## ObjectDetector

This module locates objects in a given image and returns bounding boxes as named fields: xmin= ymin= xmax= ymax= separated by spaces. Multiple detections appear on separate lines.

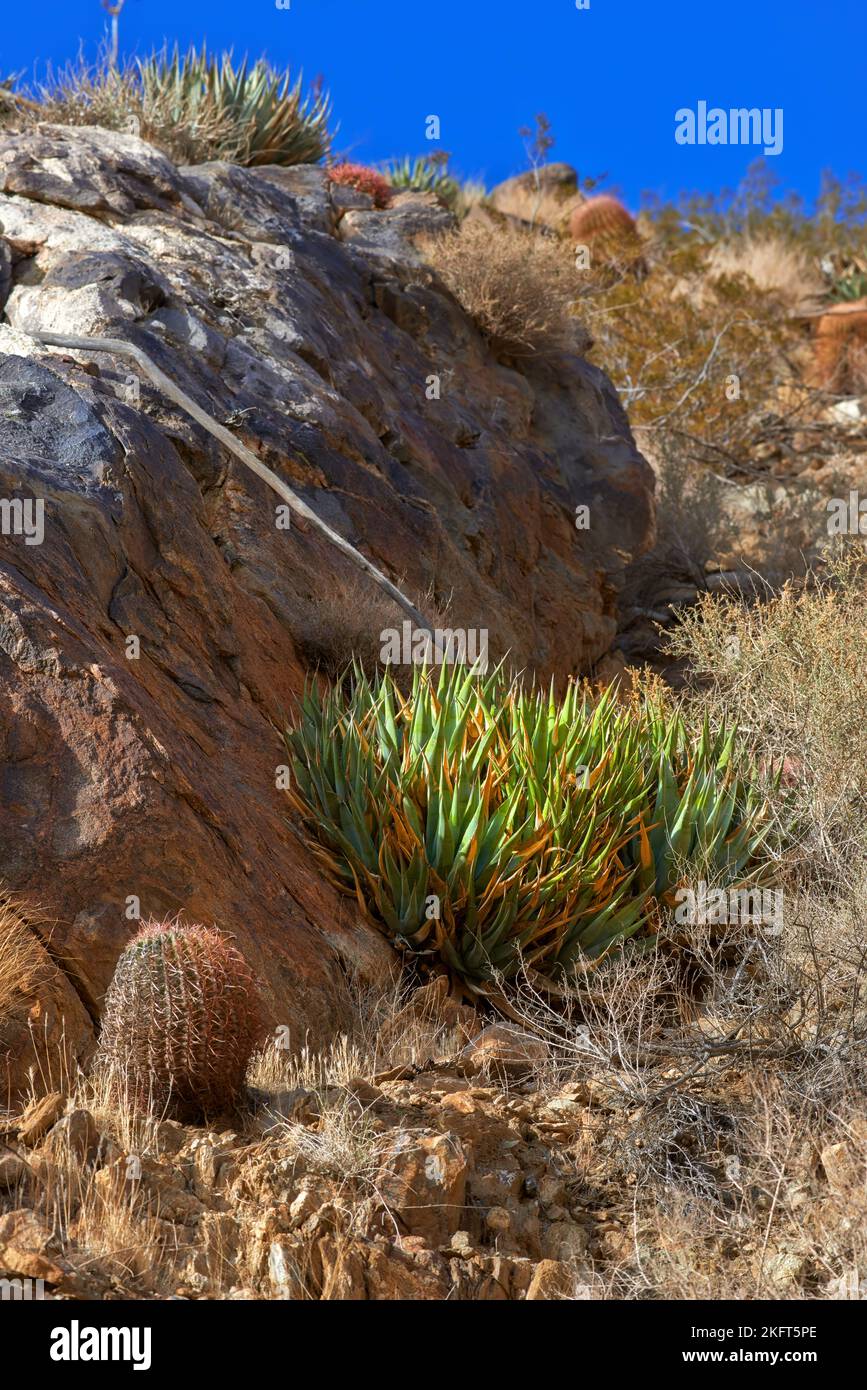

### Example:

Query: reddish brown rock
xmin=376 ymin=1130 xmax=468 ymax=1246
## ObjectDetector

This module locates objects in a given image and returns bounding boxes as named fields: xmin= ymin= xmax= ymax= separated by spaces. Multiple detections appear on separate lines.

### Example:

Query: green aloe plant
xmin=624 ymin=705 xmax=775 ymax=901
xmin=137 ymin=45 xmax=332 ymax=167
xmin=284 ymin=665 xmax=772 ymax=988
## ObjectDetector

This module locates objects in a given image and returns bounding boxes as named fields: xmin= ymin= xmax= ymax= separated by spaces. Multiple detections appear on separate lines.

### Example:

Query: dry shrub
xmin=500 ymin=893 xmax=867 ymax=1300
xmin=666 ymin=547 xmax=867 ymax=885
xmin=293 ymin=572 xmax=401 ymax=681
xmin=293 ymin=574 xmax=456 ymax=684
xmin=583 ymin=250 xmax=801 ymax=466
xmin=706 ymin=233 xmax=826 ymax=313
xmin=422 ymin=218 xmax=590 ymax=359
xmin=618 ymin=1064 xmax=867 ymax=1301
xmin=248 ymin=972 xmax=468 ymax=1101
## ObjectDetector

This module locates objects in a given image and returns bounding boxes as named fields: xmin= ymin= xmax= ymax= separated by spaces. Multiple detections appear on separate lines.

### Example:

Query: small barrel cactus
xmin=569 ymin=195 xmax=645 ymax=276
xmin=569 ymin=194 xmax=638 ymax=243
xmin=810 ymin=297 xmax=867 ymax=391
xmin=328 ymin=161 xmax=393 ymax=208
xmin=95 ymin=919 xmax=265 ymax=1120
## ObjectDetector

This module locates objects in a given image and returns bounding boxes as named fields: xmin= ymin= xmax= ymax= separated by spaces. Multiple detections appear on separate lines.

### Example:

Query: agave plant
xmin=831 ymin=270 xmax=867 ymax=303
xmin=284 ymin=665 xmax=771 ymax=988
xmin=380 ymin=154 xmax=458 ymax=202
xmin=624 ymin=704 xmax=775 ymax=903
xmin=137 ymin=46 xmax=332 ymax=167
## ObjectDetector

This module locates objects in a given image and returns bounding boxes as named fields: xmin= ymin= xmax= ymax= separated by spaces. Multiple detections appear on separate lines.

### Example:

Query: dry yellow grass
xmin=706 ymin=233 xmax=826 ymax=313
xmin=667 ymin=548 xmax=867 ymax=886
xmin=422 ymin=218 xmax=590 ymax=360
xmin=0 ymin=888 xmax=47 ymax=1021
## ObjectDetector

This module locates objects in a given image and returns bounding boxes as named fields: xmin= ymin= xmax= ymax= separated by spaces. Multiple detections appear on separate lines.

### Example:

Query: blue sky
xmin=2 ymin=0 xmax=865 ymax=212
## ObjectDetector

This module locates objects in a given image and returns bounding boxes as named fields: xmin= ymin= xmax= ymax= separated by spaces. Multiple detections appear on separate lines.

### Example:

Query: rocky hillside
xmin=0 ymin=125 xmax=653 ymax=1096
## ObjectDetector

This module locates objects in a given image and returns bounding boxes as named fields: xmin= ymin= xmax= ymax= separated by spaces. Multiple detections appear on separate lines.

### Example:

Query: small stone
xmin=0 ymin=1209 xmax=67 ymax=1285
xmin=289 ymin=1186 xmax=321 ymax=1228
xmin=538 ymin=1175 xmax=568 ymax=1207
xmin=346 ymin=1076 xmax=383 ymax=1105
xmin=485 ymin=1206 xmax=511 ymax=1234
xmin=43 ymin=1109 xmax=100 ymax=1163
xmin=525 ymin=1259 xmax=574 ymax=1300
xmin=821 ymin=1142 xmax=858 ymax=1197
xmin=542 ymin=1220 xmax=589 ymax=1262
xmin=460 ymin=1024 xmax=548 ymax=1076
xmin=268 ymin=1239 xmax=305 ymax=1299
xmin=449 ymin=1230 xmax=474 ymax=1255
xmin=764 ymin=1251 xmax=805 ymax=1290
xmin=376 ymin=1130 xmax=467 ymax=1246
xmin=153 ymin=1120 xmax=187 ymax=1157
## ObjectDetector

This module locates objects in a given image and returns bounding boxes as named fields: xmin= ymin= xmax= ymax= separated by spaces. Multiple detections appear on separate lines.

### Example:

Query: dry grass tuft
xmin=422 ymin=218 xmax=590 ymax=360
xmin=706 ymin=233 xmax=826 ymax=313
xmin=0 ymin=888 xmax=48 ymax=1021
xmin=5 ymin=56 xmax=238 ymax=165
xmin=293 ymin=575 xmax=458 ymax=684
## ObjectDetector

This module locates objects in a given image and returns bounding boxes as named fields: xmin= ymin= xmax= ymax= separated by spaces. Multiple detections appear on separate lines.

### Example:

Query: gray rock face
xmin=0 ymin=125 xmax=654 ymax=1080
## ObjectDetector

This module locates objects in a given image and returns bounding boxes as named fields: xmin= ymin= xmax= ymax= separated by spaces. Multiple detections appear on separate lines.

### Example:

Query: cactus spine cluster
xmin=96 ymin=919 xmax=264 ymax=1120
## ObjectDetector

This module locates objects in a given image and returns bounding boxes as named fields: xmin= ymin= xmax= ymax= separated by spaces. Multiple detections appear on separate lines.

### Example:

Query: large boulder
xmin=488 ymin=162 xmax=586 ymax=232
xmin=0 ymin=125 xmax=654 ymax=1067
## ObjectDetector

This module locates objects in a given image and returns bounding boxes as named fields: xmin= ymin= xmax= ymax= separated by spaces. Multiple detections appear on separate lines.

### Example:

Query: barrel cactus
xmin=328 ymin=161 xmax=393 ymax=208
xmin=569 ymin=195 xmax=645 ymax=275
xmin=95 ymin=919 xmax=265 ymax=1120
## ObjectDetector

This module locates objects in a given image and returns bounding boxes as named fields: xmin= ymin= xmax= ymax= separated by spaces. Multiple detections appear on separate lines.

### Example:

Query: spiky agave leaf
xmin=284 ymin=667 xmax=772 ymax=987
xmin=137 ymin=45 xmax=332 ymax=167
xmin=622 ymin=700 xmax=773 ymax=902
xmin=380 ymin=154 xmax=459 ymax=200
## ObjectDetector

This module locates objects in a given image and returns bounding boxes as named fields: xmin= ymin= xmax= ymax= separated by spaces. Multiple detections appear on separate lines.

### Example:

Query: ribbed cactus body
xmin=96 ymin=920 xmax=264 ymax=1119
xmin=569 ymin=194 xmax=638 ymax=243
xmin=811 ymin=297 xmax=867 ymax=390
xmin=569 ymin=196 xmax=645 ymax=277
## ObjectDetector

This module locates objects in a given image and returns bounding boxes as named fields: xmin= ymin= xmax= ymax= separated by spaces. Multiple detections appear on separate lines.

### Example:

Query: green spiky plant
xmin=830 ymin=270 xmax=867 ymax=303
xmin=624 ymin=702 xmax=775 ymax=902
xmin=380 ymin=154 xmax=459 ymax=203
xmin=95 ymin=919 xmax=265 ymax=1119
xmin=136 ymin=45 xmax=332 ymax=167
xmin=284 ymin=664 xmax=773 ymax=991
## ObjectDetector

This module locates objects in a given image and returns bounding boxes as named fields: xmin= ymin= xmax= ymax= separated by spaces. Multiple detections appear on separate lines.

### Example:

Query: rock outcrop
xmin=0 ymin=125 xmax=653 ymax=1082
xmin=488 ymin=161 xmax=586 ymax=234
